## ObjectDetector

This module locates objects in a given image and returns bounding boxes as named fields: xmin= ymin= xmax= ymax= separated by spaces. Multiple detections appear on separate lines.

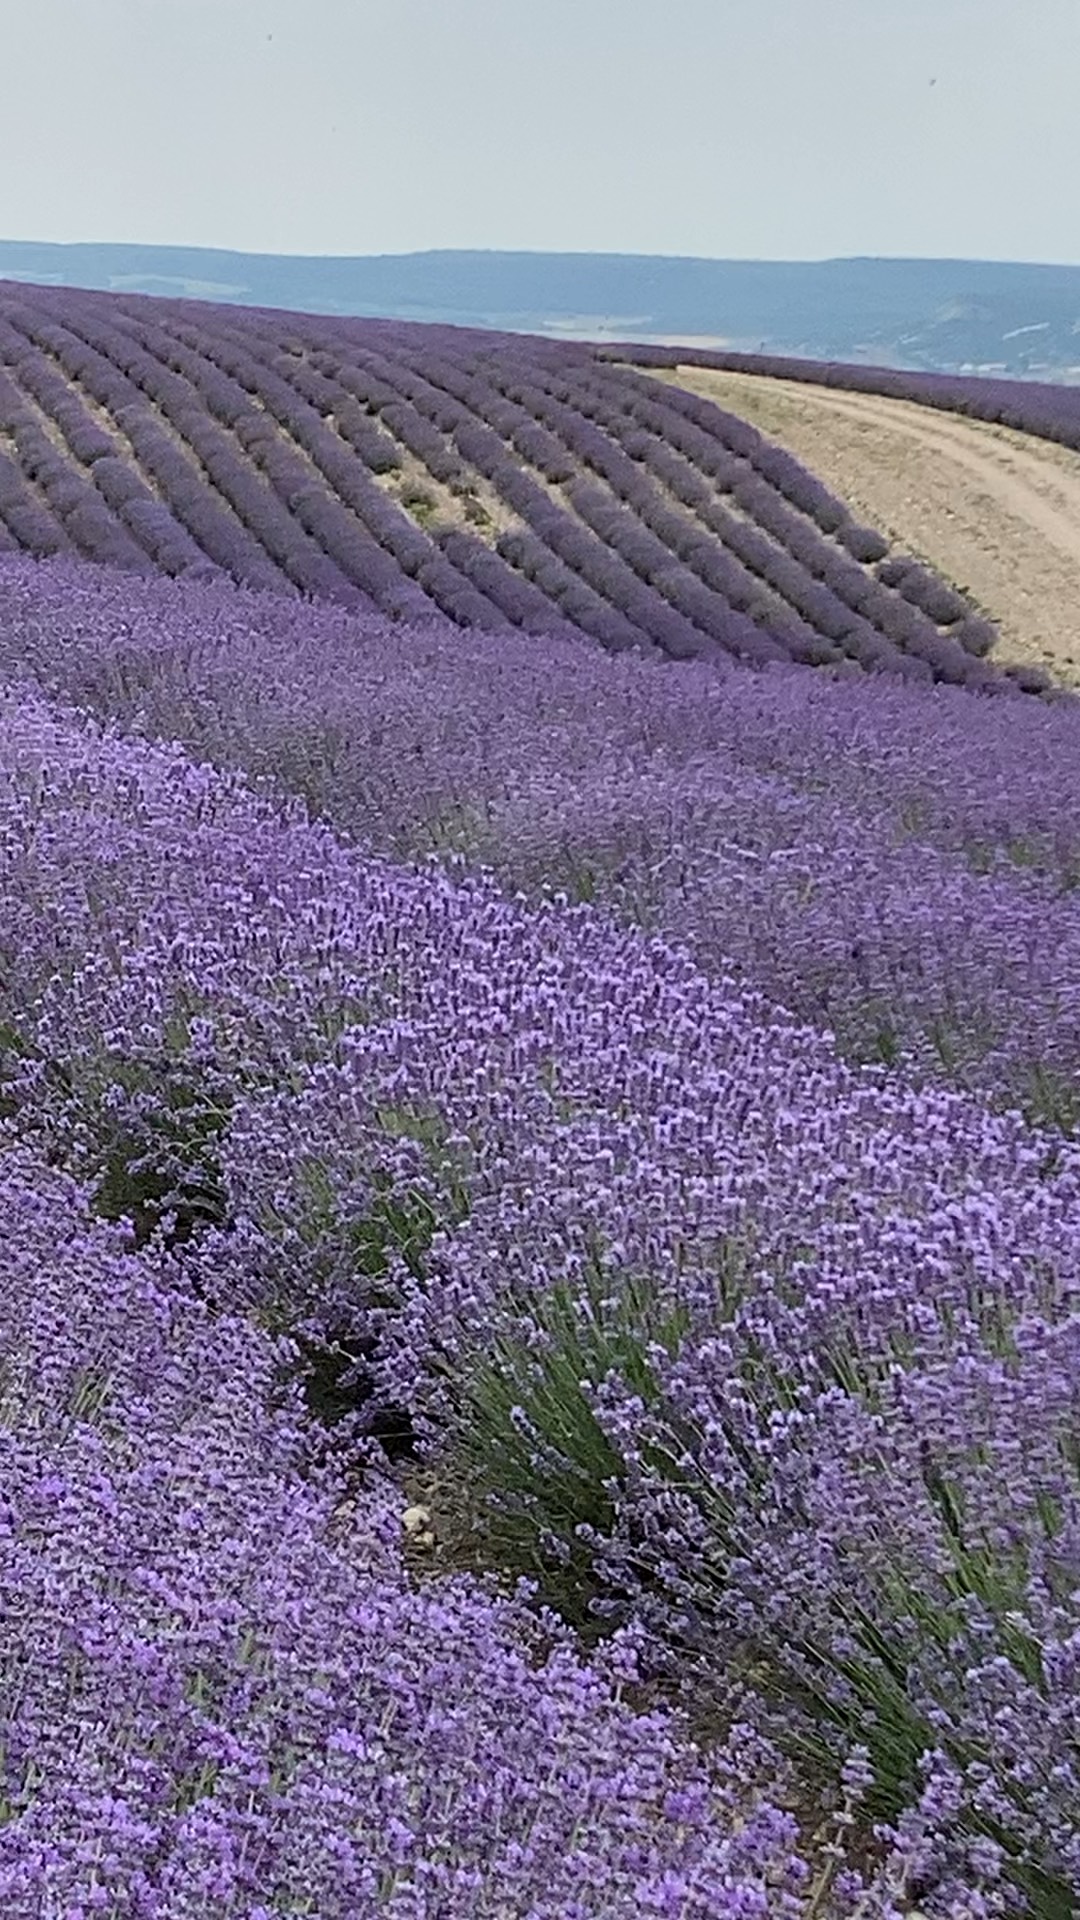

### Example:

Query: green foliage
xmin=0 ymin=1017 xmax=31 ymax=1126
xmin=537 ymin=850 xmax=659 ymax=930
xmin=412 ymin=799 xmax=492 ymax=862
xmin=1016 ymin=1059 xmax=1079 ymax=1136
xmin=88 ymin=1055 xmax=232 ymax=1248
xmin=431 ymin=1240 xmax=702 ymax=1642
xmin=397 ymin=480 xmax=438 ymax=527
xmin=678 ymin=1310 xmax=1079 ymax=1915
xmin=260 ymin=1100 xmax=474 ymax=1456
xmin=365 ymin=1100 xmax=473 ymax=1263
xmin=0 ymin=983 xmax=255 ymax=1249
xmin=436 ymin=1223 xmax=1078 ymax=1910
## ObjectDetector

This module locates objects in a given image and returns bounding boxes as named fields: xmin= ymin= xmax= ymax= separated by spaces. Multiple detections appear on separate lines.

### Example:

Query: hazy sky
xmin=3 ymin=0 xmax=1078 ymax=263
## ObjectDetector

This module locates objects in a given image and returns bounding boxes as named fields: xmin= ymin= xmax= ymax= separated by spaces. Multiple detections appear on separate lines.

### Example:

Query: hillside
xmin=3 ymin=243 xmax=1080 ymax=380
xmin=0 ymin=279 xmax=1065 ymax=698
xmin=2 ymin=282 xmax=1080 ymax=1915
xmin=650 ymin=366 xmax=1080 ymax=690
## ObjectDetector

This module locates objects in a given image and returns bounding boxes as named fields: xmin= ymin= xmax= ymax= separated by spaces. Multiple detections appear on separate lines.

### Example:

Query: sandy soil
xmin=649 ymin=366 xmax=1080 ymax=688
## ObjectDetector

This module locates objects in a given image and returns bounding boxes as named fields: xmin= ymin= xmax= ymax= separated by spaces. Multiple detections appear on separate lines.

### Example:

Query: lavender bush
xmin=0 ymin=666 xmax=1036 ymax=1912
xmin=1 ymin=1140 xmax=846 ymax=1918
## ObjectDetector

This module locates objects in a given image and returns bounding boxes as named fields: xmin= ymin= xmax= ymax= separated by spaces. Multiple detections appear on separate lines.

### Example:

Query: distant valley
xmin=1 ymin=242 xmax=1079 ymax=382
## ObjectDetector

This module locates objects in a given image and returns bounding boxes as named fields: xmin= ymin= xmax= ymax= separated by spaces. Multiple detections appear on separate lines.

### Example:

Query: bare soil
xmin=374 ymin=447 xmax=520 ymax=543
xmin=651 ymin=365 xmax=1080 ymax=689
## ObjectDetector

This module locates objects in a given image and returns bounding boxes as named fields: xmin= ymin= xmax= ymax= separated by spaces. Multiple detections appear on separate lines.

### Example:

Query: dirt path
xmin=649 ymin=366 xmax=1080 ymax=688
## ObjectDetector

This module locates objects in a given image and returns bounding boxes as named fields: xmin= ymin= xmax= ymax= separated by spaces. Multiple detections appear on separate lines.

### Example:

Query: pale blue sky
xmin=3 ymin=0 xmax=1078 ymax=263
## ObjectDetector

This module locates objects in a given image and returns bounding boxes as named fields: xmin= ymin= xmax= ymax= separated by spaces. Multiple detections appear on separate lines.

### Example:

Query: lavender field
xmin=0 ymin=292 xmax=1079 ymax=1918
xmin=0 ymin=279 xmax=1063 ymax=696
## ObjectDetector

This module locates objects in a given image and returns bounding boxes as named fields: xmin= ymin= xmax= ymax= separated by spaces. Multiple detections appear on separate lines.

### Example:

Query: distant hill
xmin=1 ymin=243 xmax=1080 ymax=382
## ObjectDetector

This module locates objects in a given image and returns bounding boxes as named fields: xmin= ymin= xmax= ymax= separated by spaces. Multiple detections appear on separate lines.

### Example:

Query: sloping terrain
xmin=0 ymin=279 xmax=1053 ymax=695
xmin=2 ymin=291 xmax=1080 ymax=1913
xmin=614 ymin=338 xmax=1080 ymax=451
xmin=651 ymin=365 xmax=1080 ymax=688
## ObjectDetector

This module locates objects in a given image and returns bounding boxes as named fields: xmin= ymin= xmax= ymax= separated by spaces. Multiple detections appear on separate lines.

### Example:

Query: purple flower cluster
xmin=1 ymin=1137 xmax=838 ymax=1917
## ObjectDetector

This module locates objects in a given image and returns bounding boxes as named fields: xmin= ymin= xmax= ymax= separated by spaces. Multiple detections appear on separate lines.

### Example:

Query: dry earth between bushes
xmin=647 ymin=365 xmax=1080 ymax=689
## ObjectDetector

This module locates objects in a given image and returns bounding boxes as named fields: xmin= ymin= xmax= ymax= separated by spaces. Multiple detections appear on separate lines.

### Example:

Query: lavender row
xmin=121 ymin=315 xmax=459 ymax=624
xmin=0 ymin=414 xmax=73 ymax=558
xmin=491 ymin=373 xmax=858 ymax=667
xmin=96 ymin=306 xmax=378 ymax=609
xmin=384 ymin=338 xmax=1030 ymax=686
xmin=376 ymin=343 xmax=970 ymax=667
xmin=153 ymin=312 xmax=543 ymax=630
xmin=2 ymin=555 xmax=1076 ymax=1132
xmin=0 ymin=1054 xmax=809 ymax=1909
xmin=276 ymin=334 xmax=678 ymax=654
xmin=22 ymin=296 xmax=355 ymax=599
xmin=0 ymin=669 xmax=1075 ymax=1910
xmin=0 ymin=319 xmax=233 ymax=585
xmin=356 ymin=343 xmax=867 ymax=664
xmin=0 ymin=331 xmax=149 ymax=572
xmin=358 ymin=341 xmax=1010 ymax=685
xmin=230 ymin=322 xmax=626 ymax=643
xmin=6 ymin=291 xmax=658 ymax=651
xmin=574 ymin=366 xmax=983 ymax=641
xmin=6 ymin=303 xmax=293 ymax=591
xmin=374 ymin=348 xmax=789 ymax=663
xmin=588 ymin=366 xmax=1009 ymax=684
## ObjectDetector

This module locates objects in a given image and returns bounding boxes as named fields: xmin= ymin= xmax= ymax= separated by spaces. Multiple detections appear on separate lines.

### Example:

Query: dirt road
xmin=650 ymin=366 xmax=1080 ymax=688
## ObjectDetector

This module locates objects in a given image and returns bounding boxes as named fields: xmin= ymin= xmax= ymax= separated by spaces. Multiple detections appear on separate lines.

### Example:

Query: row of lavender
xmin=5 ymin=556 xmax=1076 ymax=1131
xmin=282 ymin=325 xmax=1004 ymax=682
xmin=0 ymin=278 xmax=1047 ymax=690
xmin=607 ymin=338 xmax=1080 ymax=452
xmin=0 ymin=578 xmax=1077 ymax=1911
xmin=0 ymin=684 xmax=848 ymax=1920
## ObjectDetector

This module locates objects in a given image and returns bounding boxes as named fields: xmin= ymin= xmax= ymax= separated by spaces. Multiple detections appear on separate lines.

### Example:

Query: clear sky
xmin=3 ymin=0 xmax=1078 ymax=264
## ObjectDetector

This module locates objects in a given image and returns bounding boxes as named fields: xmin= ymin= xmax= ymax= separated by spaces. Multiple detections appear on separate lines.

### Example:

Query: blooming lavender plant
xmin=1 ymin=1141 xmax=855 ymax=1918
xmin=0 ymin=675 xmax=1025 ymax=1914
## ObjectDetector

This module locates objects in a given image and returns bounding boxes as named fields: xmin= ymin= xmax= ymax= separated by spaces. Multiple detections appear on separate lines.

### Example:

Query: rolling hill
xmin=0 ymin=277 xmax=1067 ymax=698
xmin=2 ymin=280 xmax=1080 ymax=1915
